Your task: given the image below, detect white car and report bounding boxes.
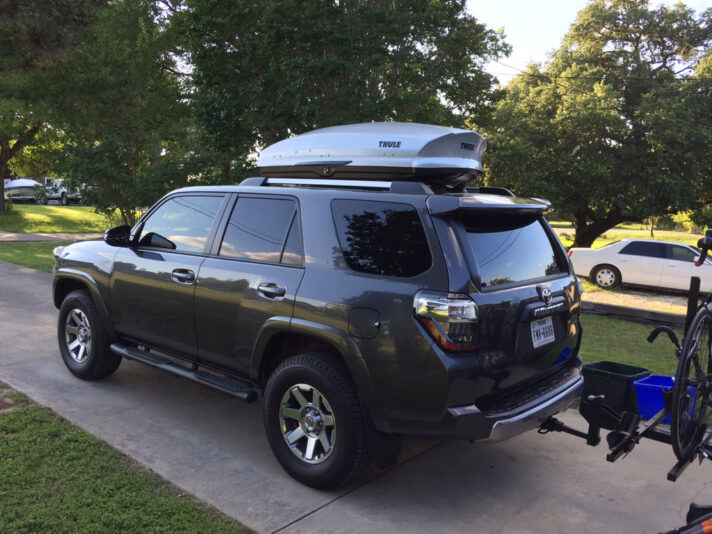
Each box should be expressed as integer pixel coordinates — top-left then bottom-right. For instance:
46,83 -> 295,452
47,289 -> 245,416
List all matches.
569,239 -> 712,292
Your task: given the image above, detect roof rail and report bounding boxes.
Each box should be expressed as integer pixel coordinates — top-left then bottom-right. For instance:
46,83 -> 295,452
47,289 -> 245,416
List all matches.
238,177 -> 432,194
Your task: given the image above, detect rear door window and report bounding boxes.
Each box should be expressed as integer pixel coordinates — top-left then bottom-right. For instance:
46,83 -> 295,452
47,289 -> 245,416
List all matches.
619,241 -> 665,258
331,199 -> 431,277
219,197 -> 302,265
462,213 -> 564,288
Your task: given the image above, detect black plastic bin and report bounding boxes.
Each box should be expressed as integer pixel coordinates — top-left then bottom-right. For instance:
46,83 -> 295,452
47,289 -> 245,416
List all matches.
582,361 -> 651,414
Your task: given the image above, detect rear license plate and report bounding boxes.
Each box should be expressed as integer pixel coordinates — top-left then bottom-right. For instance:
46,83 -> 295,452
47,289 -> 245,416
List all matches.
531,316 -> 555,349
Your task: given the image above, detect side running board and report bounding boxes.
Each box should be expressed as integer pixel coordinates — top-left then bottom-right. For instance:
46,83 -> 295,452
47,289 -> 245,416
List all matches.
110,343 -> 258,403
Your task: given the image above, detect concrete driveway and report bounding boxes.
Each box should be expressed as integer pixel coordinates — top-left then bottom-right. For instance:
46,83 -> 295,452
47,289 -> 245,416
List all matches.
1,259 -> 711,533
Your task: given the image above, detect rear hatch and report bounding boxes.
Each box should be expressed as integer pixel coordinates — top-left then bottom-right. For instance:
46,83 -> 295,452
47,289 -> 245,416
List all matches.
427,193 -> 582,404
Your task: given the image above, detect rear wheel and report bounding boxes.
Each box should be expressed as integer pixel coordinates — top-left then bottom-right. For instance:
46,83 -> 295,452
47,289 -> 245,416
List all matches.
671,309 -> 712,460
263,353 -> 370,489
58,290 -> 121,380
591,264 -> 620,289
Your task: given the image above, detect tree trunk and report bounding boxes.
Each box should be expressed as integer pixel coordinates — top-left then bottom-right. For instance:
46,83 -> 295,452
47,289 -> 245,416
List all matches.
571,210 -> 625,248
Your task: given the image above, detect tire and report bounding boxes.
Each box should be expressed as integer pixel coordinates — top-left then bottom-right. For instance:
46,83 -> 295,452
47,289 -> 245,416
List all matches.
671,310 -> 712,460
263,353 -> 370,489
591,264 -> 620,289
60,193 -> 68,206
57,289 -> 121,380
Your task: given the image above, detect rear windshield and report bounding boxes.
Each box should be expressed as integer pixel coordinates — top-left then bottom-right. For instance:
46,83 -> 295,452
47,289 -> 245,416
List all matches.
462,213 -> 564,288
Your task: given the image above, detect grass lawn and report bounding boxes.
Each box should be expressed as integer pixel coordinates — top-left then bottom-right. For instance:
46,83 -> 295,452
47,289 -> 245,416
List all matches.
0,241 -> 71,272
0,384 -> 245,534
580,314 -> 679,375
0,205 -> 115,234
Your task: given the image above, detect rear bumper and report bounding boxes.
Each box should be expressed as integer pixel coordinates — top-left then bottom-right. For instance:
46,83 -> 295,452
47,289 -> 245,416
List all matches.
445,367 -> 583,441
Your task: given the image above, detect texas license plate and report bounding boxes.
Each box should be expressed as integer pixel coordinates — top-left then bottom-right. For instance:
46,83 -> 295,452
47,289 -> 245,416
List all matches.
531,316 -> 555,349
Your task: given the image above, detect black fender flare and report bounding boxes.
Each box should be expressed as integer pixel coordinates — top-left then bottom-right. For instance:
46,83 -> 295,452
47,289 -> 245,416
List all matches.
53,268 -> 115,342
250,317 -> 386,429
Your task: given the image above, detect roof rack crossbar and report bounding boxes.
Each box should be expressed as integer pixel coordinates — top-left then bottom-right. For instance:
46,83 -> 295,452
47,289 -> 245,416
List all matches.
265,178 -> 392,189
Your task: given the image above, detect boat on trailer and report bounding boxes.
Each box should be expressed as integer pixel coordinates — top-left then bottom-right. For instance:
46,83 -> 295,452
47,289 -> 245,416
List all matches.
3,178 -> 40,202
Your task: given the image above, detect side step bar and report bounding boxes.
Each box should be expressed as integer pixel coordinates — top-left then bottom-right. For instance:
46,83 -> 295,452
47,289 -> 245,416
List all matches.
110,343 -> 258,403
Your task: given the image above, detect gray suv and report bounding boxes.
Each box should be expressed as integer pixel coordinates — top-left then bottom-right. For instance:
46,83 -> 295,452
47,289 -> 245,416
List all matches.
52,123 -> 583,488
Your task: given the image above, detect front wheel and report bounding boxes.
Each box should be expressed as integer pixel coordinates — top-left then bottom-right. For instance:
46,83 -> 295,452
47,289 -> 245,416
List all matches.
671,310 -> 712,460
263,353 -> 370,489
58,290 -> 121,380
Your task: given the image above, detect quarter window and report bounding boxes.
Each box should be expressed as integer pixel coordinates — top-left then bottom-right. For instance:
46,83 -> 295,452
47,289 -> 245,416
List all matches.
138,195 -> 224,253
331,199 -> 431,277
619,241 -> 664,258
219,197 -> 302,264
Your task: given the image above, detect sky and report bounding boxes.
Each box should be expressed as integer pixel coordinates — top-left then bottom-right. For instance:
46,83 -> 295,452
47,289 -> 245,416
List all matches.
466,0 -> 712,84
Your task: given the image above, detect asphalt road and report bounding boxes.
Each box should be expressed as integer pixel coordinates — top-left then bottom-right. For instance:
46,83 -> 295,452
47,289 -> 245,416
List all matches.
1,260 -> 711,533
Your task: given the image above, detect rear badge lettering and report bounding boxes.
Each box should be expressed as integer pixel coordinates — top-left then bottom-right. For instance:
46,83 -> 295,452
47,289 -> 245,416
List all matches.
378,140 -> 402,148
460,142 -> 475,151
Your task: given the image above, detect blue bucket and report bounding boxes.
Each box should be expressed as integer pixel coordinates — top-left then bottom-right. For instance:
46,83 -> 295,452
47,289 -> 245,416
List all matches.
633,375 -> 696,424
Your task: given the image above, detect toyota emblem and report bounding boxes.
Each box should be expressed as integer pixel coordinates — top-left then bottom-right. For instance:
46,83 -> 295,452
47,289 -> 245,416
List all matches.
541,288 -> 552,305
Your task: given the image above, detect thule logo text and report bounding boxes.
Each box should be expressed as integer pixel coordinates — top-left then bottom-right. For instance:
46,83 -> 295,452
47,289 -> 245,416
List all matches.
379,140 -> 402,148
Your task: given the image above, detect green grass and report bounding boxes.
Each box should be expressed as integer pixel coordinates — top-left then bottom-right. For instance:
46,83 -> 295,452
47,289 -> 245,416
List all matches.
0,205 -> 115,233
0,241 -> 71,272
580,314 -> 679,375
0,384 -> 245,534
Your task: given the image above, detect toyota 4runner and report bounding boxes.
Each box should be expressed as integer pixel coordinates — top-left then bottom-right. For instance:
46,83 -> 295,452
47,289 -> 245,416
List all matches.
52,122 -> 583,488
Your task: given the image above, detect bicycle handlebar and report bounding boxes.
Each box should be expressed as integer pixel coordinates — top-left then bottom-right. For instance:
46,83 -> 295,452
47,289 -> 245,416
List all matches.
696,229 -> 712,266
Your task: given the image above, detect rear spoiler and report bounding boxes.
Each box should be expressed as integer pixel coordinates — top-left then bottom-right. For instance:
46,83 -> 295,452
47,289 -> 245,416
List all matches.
427,194 -> 550,216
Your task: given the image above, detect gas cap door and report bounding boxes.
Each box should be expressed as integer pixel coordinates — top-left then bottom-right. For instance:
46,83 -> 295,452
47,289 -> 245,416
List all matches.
348,308 -> 381,340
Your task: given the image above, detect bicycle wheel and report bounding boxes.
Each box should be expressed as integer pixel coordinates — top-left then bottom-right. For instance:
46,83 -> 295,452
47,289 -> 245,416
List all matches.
671,309 -> 712,461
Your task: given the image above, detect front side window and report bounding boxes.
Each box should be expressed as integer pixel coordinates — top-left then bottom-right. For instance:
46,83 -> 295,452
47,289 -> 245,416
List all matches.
331,199 -> 432,277
668,245 -> 698,263
619,241 -> 664,258
462,213 -> 564,288
219,197 -> 302,264
138,195 -> 224,253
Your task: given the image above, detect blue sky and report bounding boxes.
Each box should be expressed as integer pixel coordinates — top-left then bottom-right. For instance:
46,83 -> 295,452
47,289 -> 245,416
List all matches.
466,0 -> 712,84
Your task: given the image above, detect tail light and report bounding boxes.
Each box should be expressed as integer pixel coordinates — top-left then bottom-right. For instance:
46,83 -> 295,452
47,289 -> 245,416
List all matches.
414,291 -> 478,352
567,250 -> 572,257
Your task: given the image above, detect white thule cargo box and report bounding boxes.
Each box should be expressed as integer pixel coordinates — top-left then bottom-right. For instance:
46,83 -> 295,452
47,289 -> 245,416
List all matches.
257,122 -> 486,186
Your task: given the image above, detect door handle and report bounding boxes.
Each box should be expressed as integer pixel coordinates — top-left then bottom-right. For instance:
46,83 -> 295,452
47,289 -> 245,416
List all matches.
258,283 -> 286,298
171,269 -> 195,284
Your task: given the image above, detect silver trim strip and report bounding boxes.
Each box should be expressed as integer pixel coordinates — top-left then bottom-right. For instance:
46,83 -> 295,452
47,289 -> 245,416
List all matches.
266,178 -> 392,189
488,375 -> 583,442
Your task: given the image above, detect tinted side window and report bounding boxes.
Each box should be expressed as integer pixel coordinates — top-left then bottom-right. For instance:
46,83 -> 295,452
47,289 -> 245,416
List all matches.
669,245 -> 697,262
619,241 -> 664,258
139,195 -> 224,253
331,199 -> 431,277
220,197 -> 300,264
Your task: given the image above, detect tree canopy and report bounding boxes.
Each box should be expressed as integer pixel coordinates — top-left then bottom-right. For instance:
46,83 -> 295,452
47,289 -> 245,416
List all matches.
50,0 -> 193,225
486,0 -> 712,247
0,0 -> 103,212
182,0 -> 509,180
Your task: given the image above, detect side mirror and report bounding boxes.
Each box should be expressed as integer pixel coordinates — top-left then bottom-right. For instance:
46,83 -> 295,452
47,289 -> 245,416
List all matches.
104,225 -> 132,247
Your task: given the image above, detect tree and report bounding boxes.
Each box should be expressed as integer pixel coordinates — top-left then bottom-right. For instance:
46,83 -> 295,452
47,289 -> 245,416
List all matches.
52,0 -> 194,226
181,0 -> 509,180
0,0 -> 102,213
486,0 -> 712,248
